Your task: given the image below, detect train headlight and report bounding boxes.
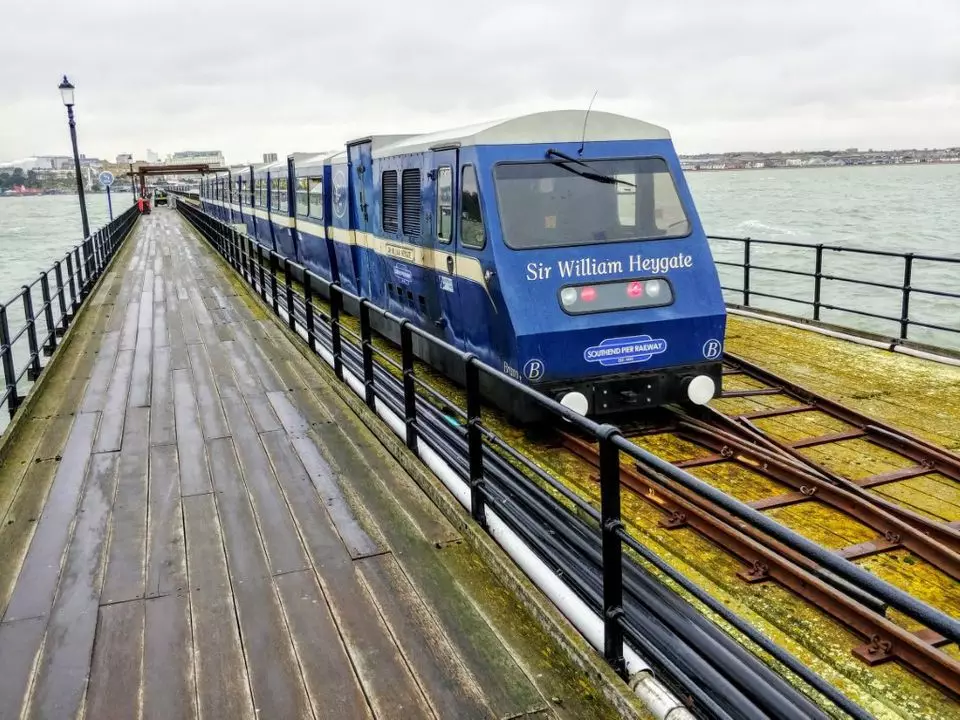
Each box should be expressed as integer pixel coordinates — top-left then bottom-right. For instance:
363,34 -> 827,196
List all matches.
645,279 -> 663,298
686,375 -> 716,405
560,287 -> 578,306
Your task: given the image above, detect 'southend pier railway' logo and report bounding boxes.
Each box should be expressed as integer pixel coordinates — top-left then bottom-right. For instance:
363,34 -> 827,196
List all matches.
584,335 -> 667,367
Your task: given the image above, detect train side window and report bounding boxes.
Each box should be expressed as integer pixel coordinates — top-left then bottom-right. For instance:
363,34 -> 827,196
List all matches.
436,166 -> 452,243
401,168 -> 421,236
460,165 -> 485,249
308,178 -> 323,220
382,170 -> 399,233
271,179 -> 279,211
296,179 -> 309,216
278,178 -> 288,212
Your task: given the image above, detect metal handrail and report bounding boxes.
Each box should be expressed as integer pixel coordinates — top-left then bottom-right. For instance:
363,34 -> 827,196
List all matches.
707,235 -> 960,348
173,196 -> 960,718
0,205 -> 140,430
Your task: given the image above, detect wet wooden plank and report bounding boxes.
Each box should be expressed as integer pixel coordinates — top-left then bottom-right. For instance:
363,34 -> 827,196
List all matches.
101,407 -> 150,604
128,331 -> 153,408
357,554 -> 492,720
173,369 -> 212,496
275,571 -> 372,720
182,494 -> 254,720
25,451 -> 119,720
232,326 -> 285,392
150,345 -> 175,446
217,391 -> 307,575
143,594 -> 196,720
3,413 -> 99,622
223,340 -> 263,396
119,302 -> 140,351
179,305 -> 202,346
169,343 -> 190,371
187,343 -> 229,440
92,349 -> 134,453
202,439 -> 312,718
146,444 -> 186,597
84,600 -> 145,720
138,291 -> 154,327
321,559 -> 434,719
267,391 -> 312,437
247,394 -> 283,434
291,435 -> 381,559
0,618 -> 45,718
79,331 -> 121,413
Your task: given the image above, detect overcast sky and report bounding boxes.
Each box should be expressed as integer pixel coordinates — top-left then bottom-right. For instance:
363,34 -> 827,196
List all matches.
2,0 -> 958,164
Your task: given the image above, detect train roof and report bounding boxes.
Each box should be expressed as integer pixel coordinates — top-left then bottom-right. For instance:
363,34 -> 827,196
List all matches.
295,149 -> 342,170
371,110 -> 671,159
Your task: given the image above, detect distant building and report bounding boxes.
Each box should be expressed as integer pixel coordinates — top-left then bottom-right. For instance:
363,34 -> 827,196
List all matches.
168,150 -> 225,167
263,153 -> 278,163
146,149 -> 159,163
116,153 -> 133,165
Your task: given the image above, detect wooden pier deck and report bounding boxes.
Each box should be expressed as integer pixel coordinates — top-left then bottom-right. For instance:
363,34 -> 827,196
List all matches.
0,211 -> 628,720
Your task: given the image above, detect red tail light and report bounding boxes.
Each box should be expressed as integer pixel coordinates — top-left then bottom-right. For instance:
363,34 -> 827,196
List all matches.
626,281 -> 644,298
580,286 -> 597,302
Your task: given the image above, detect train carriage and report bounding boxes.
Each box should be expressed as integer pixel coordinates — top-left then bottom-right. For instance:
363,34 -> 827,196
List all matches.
219,110 -> 727,420
338,111 -> 725,418
291,151 -> 337,280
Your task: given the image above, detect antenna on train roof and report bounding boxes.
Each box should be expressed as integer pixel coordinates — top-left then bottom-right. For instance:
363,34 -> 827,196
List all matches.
578,90 -> 599,156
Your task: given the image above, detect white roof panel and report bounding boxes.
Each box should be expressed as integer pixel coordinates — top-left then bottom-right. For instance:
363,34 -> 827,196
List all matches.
371,110 -> 671,159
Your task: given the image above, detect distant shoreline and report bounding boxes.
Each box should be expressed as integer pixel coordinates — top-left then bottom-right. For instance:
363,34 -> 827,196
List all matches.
682,160 -> 960,172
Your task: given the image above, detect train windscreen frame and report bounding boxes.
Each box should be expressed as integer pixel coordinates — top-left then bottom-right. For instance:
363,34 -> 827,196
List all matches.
493,157 -> 690,250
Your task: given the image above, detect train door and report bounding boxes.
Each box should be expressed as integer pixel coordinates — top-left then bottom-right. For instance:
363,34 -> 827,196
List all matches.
428,149 -> 462,345
455,160 -> 499,362
347,140 -> 375,297
286,156 -> 300,262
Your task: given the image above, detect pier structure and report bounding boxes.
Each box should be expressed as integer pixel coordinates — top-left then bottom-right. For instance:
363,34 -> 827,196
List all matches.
0,202 -> 957,720
0,211 -> 634,720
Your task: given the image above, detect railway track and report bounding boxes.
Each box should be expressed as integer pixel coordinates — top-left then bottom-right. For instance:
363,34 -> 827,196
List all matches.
559,354 -> 960,698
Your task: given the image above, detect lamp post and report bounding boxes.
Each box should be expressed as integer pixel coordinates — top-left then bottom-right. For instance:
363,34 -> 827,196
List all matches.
58,75 -> 90,238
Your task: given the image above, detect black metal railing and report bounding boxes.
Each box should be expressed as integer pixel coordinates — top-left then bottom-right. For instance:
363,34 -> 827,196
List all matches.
708,235 -> 960,351
0,205 -> 139,431
178,199 -> 960,720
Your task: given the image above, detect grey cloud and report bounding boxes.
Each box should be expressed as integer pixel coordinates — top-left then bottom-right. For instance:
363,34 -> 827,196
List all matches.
1,0 -> 957,163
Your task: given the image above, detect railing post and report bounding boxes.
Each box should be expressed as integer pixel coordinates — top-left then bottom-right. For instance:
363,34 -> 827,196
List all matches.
400,321 -> 418,453
813,244 -> 824,321
75,247 -> 87,300
284,258 -> 296,332
742,236 -> 751,306
900,254 -> 913,341
598,426 -> 626,678
54,260 -> 67,334
270,251 -> 280,315
258,245 -> 267,302
330,287 -> 344,381
65,252 -> 79,313
40,272 -> 56,356
0,305 -> 20,419
22,286 -> 41,381
359,301 -> 375,409
241,236 -> 251,284
465,356 -> 485,527
304,273 -> 316,353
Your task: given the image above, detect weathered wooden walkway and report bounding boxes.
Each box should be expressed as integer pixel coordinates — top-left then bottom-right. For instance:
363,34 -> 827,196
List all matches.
0,211 -> 623,720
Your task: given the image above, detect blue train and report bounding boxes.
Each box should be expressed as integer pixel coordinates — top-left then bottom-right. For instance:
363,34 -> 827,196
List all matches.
199,110 -> 727,419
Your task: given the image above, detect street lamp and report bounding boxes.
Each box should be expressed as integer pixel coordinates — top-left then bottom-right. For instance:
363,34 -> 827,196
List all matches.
58,75 -> 90,238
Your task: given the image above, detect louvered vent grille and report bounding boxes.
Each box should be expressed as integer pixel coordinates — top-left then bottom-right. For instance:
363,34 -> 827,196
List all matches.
382,171 -> 398,232
401,169 -> 421,236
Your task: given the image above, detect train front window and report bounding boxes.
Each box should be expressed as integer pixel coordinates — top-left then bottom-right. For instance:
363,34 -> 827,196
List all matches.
493,157 -> 690,249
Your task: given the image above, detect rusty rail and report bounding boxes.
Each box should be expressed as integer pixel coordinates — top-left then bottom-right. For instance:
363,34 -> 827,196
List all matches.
560,430 -> 960,697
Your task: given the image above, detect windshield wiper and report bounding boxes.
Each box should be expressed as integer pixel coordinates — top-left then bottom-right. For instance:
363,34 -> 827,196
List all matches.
545,148 -> 636,188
